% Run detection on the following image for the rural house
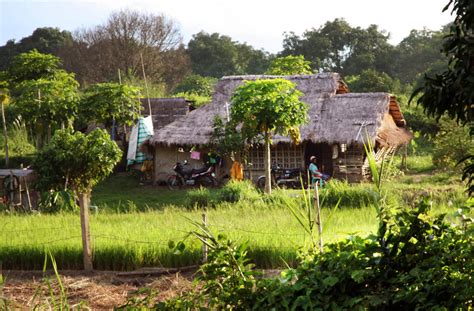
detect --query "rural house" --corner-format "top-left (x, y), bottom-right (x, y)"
top-left (145, 73), bottom-right (412, 183)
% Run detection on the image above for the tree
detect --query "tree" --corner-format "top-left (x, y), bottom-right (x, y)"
top-left (6, 50), bottom-right (80, 147)
top-left (79, 83), bottom-right (142, 128)
top-left (230, 79), bottom-right (308, 194)
top-left (173, 74), bottom-right (217, 97)
top-left (345, 69), bottom-right (400, 93)
top-left (34, 128), bottom-right (122, 270)
top-left (0, 84), bottom-right (10, 167)
top-left (187, 31), bottom-right (272, 78)
top-left (60, 10), bottom-right (190, 88)
top-left (432, 117), bottom-right (473, 170)
top-left (266, 55), bottom-right (313, 75)
top-left (7, 49), bottom-right (61, 84)
top-left (0, 27), bottom-right (72, 71)
top-left (281, 19), bottom-right (394, 76)
top-left (393, 28), bottom-right (448, 84)
top-left (413, 0), bottom-right (473, 194)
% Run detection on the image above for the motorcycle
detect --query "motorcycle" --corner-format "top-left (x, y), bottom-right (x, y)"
top-left (167, 160), bottom-right (217, 189)
top-left (257, 164), bottom-right (308, 189)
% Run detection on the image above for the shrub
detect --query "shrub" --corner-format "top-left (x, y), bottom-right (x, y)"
top-left (255, 201), bottom-right (474, 310)
top-left (319, 180), bottom-right (379, 208)
top-left (432, 117), bottom-right (473, 170)
top-left (156, 200), bottom-right (473, 309)
top-left (185, 187), bottom-right (214, 208)
top-left (218, 180), bottom-right (261, 203)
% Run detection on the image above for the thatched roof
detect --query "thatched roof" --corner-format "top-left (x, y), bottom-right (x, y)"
top-left (139, 98), bottom-right (191, 130)
top-left (148, 73), bottom-right (411, 147)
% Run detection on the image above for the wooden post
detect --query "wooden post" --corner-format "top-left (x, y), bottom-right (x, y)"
top-left (314, 184), bottom-right (323, 253)
top-left (202, 211), bottom-right (208, 263)
top-left (1, 102), bottom-right (8, 168)
top-left (264, 134), bottom-right (272, 195)
top-left (24, 176), bottom-right (32, 211)
top-left (79, 191), bottom-right (93, 271)
top-left (153, 146), bottom-right (159, 185)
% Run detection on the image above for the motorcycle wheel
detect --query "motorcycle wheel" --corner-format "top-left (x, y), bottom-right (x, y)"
top-left (196, 176), bottom-right (215, 187)
top-left (257, 177), bottom-right (265, 190)
top-left (167, 175), bottom-right (182, 190)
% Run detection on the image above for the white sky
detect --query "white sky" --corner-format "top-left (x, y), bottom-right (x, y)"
top-left (0, 0), bottom-right (454, 53)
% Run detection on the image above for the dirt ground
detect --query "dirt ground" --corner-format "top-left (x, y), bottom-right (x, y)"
top-left (1, 268), bottom-right (195, 310)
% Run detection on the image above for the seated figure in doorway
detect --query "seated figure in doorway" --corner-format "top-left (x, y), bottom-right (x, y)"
top-left (308, 156), bottom-right (330, 187)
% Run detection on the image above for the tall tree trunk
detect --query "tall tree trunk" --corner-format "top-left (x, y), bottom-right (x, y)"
top-left (1, 102), bottom-right (8, 168)
top-left (264, 132), bottom-right (272, 195)
top-left (79, 191), bottom-right (93, 271)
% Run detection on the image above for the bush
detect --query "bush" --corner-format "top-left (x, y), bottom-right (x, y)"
top-left (432, 117), bottom-right (473, 170)
top-left (185, 187), bottom-right (214, 208)
top-left (218, 180), bottom-right (261, 203)
top-left (320, 180), bottom-right (379, 208)
top-left (156, 201), bottom-right (473, 309)
top-left (255, 201), bottom-right (473, 310)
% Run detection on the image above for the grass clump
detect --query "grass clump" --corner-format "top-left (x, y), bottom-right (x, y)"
top-left (186, 187), bottom-right (214, 208)
top-left (218, 180), bottom-right (261, 203)
top-left (319, 180), bottom-right (379, 208)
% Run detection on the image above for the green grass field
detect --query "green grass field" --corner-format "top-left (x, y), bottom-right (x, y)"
top-left (1, 167), bottom-right (469, 270)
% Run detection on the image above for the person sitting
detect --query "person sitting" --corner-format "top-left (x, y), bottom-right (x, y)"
top-left (308, 156), bottom-right (330, 187)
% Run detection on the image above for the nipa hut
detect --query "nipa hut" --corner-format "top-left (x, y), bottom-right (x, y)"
top-left (146, 73), bottom-right (412, 183)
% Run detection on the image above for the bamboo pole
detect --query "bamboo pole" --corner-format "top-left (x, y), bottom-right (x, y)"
top-left (140, 53), bottom-right (152, 117)
top-left (314, 184), bottom-right (323, 253)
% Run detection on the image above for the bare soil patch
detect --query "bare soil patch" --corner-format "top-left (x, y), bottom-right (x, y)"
top-left (1, 269), bottom-right (195, 309)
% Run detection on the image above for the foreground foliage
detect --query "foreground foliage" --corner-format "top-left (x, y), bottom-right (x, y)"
top-left (158, 201), bottom-right (473, 310)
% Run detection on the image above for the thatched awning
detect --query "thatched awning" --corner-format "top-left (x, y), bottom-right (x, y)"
top-left (148, 73), bottom-right (411, 147)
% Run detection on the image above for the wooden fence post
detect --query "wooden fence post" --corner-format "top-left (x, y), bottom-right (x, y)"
top-left (79, 191), bottom-right (93, 271)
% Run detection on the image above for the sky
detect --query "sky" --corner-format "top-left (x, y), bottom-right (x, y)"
top-left (0, 0), bottom-right (454, 53)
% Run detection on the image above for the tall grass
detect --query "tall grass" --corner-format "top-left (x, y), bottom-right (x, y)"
top-left (0, 119), bottom-right (36, 168)
top-left (0, 203), bottom-right (380, 270)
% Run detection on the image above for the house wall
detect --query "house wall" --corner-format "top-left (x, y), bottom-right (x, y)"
top-left (332, 143), bottom-right (366, 183)
top-left (153, 144), bottom-right (232, 184)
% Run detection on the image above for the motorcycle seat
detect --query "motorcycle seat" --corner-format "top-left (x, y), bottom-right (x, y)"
top-left (192, 167), bottom-right (209, 174)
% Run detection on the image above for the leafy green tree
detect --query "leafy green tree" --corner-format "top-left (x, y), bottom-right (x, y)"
top-left (6, 50), bottom-right (80, 147)
top-left (281, 19), bottom-right (394, 76)
top-left (187, 31), bottom-right (272, 78)
top-left (432, 117), bottom-right (473, 170)
top-left (34, 128), bottom-right (122, 270)
top-left (345, 69), bottom-right (400, 93)
top-left (0, 27), bottom-right (72, 71)
top-left (188, 32), bottom-right (241, 78)
top-left (266, 55), bottom-right (313, 75)
top-left (393, 28), bottom-right (447, 84)
top-left (413, 0), bottom-right (473, 193)
top-left (173, 74), bottom-right (217, 97)
top-left (13, 72), bottom-right (79, 141)
top-left (230, 79), bottom-right (308, 194)
top-left (7, 49), bottom-right (61, 84)
top-left (79, 83), bottom-right (142, 128)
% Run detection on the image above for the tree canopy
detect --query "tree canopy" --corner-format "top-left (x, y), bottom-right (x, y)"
top-left (79, 83), bottom-right (142, 127)
top-left (413, 0), bottom-right (473, 194)
top-left (34, 129), bottom-right (122, 193)
top-left (0, 27), bottom-right (72, 72)
top-left (230, 79), bottom-right (308, 193)
top-left (187, 32), bottom-right (271, 78)
top-left (266, 55), bottom-right (313, 75)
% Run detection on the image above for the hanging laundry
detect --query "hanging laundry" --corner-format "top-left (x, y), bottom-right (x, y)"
top-left (127, 116), bottom-right (154, 166)
top-left (230, 161), bottom-right (244, 181)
